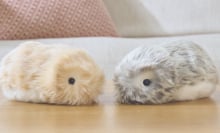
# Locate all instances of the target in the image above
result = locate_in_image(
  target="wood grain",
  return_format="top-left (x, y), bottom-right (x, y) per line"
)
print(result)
top-left (0, 81), bottom-right (219, 133)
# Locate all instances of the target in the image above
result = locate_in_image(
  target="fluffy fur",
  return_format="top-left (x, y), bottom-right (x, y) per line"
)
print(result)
top-left (114, 41), bottom-right (218, 104)
top-left (0, 42), bottom-right (105, 105)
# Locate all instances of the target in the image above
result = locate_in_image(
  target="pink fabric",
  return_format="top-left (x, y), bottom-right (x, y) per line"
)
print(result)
top-left (0, 0), bottom-right (118, 40)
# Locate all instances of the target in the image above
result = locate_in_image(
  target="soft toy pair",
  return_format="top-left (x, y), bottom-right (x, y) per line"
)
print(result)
top-left (0, 41), bottom-right (218, 105)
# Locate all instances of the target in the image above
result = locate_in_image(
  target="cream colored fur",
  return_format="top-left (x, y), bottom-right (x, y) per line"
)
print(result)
top-left (174, 81), bottom-right (216, 101)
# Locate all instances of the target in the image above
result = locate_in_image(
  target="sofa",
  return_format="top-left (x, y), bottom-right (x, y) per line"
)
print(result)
top-left (1, 0), bottom-right (220, 79)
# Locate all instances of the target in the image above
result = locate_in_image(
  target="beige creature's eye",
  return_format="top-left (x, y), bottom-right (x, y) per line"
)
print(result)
top-left (68, 77), bottom-right (75, 85)
top-left (143, 79), bottom-right (151, 86)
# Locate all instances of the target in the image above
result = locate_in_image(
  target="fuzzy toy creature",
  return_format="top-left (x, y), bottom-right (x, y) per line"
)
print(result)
top-left (114, 41), bottom-right (218, 104)
top-left (0, 42), bottom-right (104, 105)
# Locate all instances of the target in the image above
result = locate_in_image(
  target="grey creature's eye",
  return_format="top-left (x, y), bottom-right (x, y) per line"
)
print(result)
top-left (143, 79), bottom-right (151, 86)
top-left (68, 77), bottom-right (75, 85)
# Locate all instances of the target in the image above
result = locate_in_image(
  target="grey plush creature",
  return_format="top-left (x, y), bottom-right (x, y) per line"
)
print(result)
top-left (114, 41), bottom-right (218, 104)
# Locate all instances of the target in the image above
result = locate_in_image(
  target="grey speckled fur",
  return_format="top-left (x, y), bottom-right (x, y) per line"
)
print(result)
top-left (114, 41), bottom-right (218, 104)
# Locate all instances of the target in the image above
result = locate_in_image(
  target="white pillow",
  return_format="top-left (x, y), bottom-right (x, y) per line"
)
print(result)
top-left (103, 0), bottom-right (220, 37)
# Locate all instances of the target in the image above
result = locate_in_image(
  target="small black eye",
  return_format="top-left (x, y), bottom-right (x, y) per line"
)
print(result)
top-left (68, 77), bottom-right (75, 85)
top-left (143, 79), bottom-right (151, 86)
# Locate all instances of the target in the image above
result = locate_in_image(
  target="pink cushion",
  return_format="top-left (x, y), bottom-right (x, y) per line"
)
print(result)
top-left (0, 0), bottom-right (118, 40)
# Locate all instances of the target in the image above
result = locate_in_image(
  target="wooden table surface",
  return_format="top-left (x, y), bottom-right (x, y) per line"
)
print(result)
top-left (0, 82), bottom-right (220, 133)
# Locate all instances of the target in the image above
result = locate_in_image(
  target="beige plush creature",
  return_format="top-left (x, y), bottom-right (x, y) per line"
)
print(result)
top-left (0, 42), bottom-right (104, 105)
